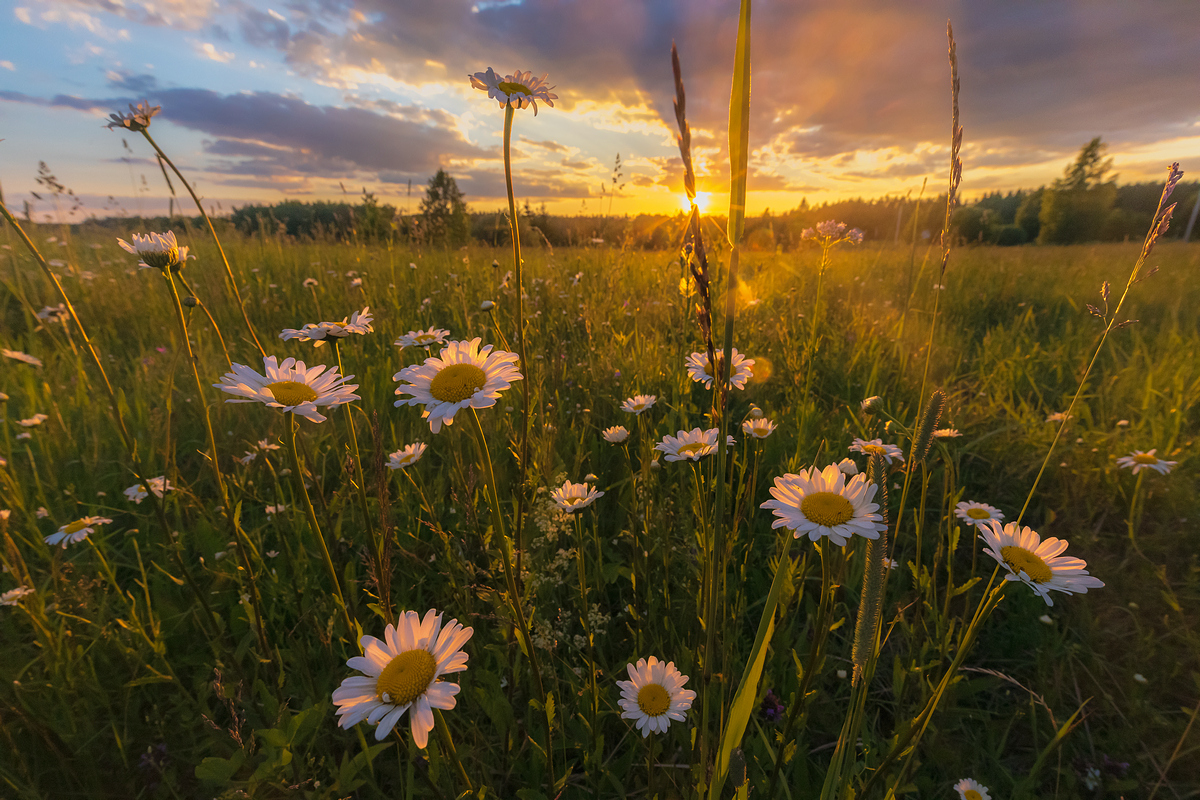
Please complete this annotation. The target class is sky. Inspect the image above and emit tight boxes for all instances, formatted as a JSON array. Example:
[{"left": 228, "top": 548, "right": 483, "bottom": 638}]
[{"left": 1, "top": 0, "right": 1199, "bottom": 221}]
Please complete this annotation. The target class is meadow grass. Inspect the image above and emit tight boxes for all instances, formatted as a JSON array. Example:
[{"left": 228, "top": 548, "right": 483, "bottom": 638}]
[{"left": 1, "top": 224, "right": 1198, "bottom": 798}]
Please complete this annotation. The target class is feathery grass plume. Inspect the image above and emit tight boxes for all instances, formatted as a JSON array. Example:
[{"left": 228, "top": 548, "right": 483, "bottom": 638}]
[
  {"left": 851, "top": 452, "right": 889, "bottom": 684},
  {"left": 911, "top": 388, "right": 947, "bottom": 464},
  {"left": 940, "top": 20, "right": 963, "bottom": 280}
]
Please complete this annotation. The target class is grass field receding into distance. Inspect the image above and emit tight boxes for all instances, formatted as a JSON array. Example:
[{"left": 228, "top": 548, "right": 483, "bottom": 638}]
[{"left": 1, "top": 225, "right": 1198, "bottom": 798}]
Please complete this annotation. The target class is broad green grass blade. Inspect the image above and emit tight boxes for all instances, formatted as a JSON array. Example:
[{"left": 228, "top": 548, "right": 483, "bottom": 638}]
[
  {"left": 709, "top": 532, "right": 792, "bottom": 800},
  {"left": 726, "top": 0, "right": 751, "bottom": 245}
]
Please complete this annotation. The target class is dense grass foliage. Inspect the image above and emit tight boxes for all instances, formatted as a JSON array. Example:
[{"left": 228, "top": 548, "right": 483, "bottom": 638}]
[{"left": 1, "top": 227, "right": 1197, "bottom": 799}]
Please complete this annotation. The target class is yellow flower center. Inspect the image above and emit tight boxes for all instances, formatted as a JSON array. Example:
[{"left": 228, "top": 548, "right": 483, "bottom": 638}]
[
  {"left": 965, "top": 791, "right": 983, "bottom": 800},
  {"left": 862, "top": 445, "right": 886, "bottom": 456},
  {"left": 800, "top": 492, "right": 855, "bottom": 527},
  {"left": 1000, "top": 545, "right": 1053, "bottom": 583},
  {"left": 376, "top": 648, "right": 437, "bottom": 706},
  {"left": 430, "top": 363, "right": 487, "bottom": 403},
  {"left": 414, "top": 334, "right": 435, "bottom": 344},
  {"left": 63, "top": 520, "right": 90, "bottom": 534},
  {"left": 498, "top": 80, "right": 532, "bottom": 96},
  {"left": 677, "top": 442, "right": 709, "bottom": 458},
  {"left": 637, "top": 683, "right": 671, "bottom": 717},
  {"left": 266, "top": 380, "right": 319, "bottom": 406},
  {"left": 1133, "top": 453, "right": 1158, "bottom": 464},
  {"left": 966, "top": 508, "right": 992, "bottom": 520}
]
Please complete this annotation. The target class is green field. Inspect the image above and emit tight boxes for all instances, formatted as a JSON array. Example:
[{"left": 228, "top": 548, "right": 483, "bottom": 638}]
[{"left": 1, "top": 225, "right": 1198, "bottom": 798}]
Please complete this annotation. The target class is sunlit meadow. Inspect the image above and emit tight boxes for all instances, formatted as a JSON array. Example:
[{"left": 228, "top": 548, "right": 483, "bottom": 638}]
[{"left": 2, "top": 12, "right": 1199, "bottom": 800}]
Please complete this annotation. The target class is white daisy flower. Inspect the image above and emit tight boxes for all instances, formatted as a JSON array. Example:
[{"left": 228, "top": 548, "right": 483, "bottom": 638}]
[
  {"left": 36, "top": 304, "right": 68, "bottom": 323},
  {"left": 256, "top": 439, "right": 280, "bottom": 452},
  {"left": 213, "top": 356, "right": 360, "bottom": 424},
  {"left": 265, "top": 505, "right": 286, "bottom": 515},
  {"left": 3, "top": 350, "right": 42, "bottom": 367},
  {"left": 933, "top": 428, "right": 962, "bottom": 439},
  {"left": 393, "top": 338, "right": 522, "bottom": 434},
  {"left": 16, "top": 433, "right": 31, "bottom": 441},
  {"left": 620, "top": 394, "right": 657, "bottom": 415},
  {"left": 954, "top": 501, "right": 1004, "bottom": 529},
  {"left": 742, "top": 418, "right": 777, "bottom": 439},
  {"left": 45, "top": 516, "right": 113, "bottom": 548},
  {"left": 760, "top": 464, "right": 886, "bottom": 547},
  {"left": 394, "top": 329, "right": 451, "bottom": 350},
  {"left": 105, "top": 101, "right": 160, "bottom": 132},
  {"left": 836, "top": 458, "right": 859, "bottom": 476},
  {"left": 35, "top": 507, "right": 49, "bottom": 519},
  {"left": 469, "top": 67, "right": 558, "bottom": 115},
  {"left": 333, "top": 609, "right": 473, "bottom": 747},
  {"left": 655, "top": 428, "right": 719, "bottom": 462},
  {"left": 1115, "top": 449, "right": 1177, "bottom": 475},
  {"left": 685, "top": 349, "right": 755, "bottom": 391},
  {"left": 849, "top": 438, "right": 905, "bottom": 465},
  {"left": 117, "top": 231, "right": 194, "bottom": 273},
  {"left": 1045, "top": 412, "right": 1071, "bottom": 424},
  {"left": 17, "top": 414, "right": 48, "bottom": 427},
  {"left": 280, "top": 307, "right": 374, "bottom": 347},
  {"left": 550, "top": 480, "right": 604, "bottom": 512},
  {"left": 616, "top": 656, "right": 696, "bottom": 737},
  {"left": 602, "top": 425, "right": 630, "bottom": 444},
  {"left": 954, "top": 778, "right": 992, "bottom": 800},
  {"left": 123, "top": 476, "right": 173, "bottom": 504},
  {"left": 238, "top": 452, "right": 258, "bottom": 465},
  {"left": 978, "top": 520, "right": 1104, "bottom": 606},
  {"left": 1, "top": 586, "right": 34, "bottom": 606},
  {"left": 387, "top": 443, "right": 428, "bottom": 470}
]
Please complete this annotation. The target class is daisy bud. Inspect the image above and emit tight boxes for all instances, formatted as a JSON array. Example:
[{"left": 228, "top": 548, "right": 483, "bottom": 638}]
[
  {"left": 481, "top": 300, "right": 495, "bottom": 311},
  {"left": 861, "top": 396, "right": 883, "bottom": 413},
  {"left": 183, "top": 296, "right": 199, "bottom": 308},
  {"left": 837, "top": 458, "right": 859, "bottom": 476}
]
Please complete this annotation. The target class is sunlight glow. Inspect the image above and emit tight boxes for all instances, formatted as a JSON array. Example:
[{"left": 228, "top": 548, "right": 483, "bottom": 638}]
[{"left": 681, "top": 191, "right": 712, "bottom": 213}]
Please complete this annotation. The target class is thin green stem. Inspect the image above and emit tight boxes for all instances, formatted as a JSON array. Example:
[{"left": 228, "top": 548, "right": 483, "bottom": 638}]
[
  {"left": 177, "top": 273, "right": 232, "bottom": 368},
  {"left": 333, "top": 342, "right": 377, "bottom": 545},
  {"left": 433, "top": 710, "right": 473, "bottom": 794}
]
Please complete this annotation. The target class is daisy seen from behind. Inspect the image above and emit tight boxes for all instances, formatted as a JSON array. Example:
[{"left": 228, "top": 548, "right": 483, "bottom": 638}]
[
  {"left": 45, "top": 516, "right": 113, "bottom": 548},
  {"left": 616, "top": 656, "right": 696, "bottom": 737},
  {"left": 954, "top": 778, "right": 991, "bottom": 800},
  {"left": 621, "top": 394, "right": 657, "bottom": 415},
  {"left": 954, "top": 501, "right": 1004, "bottom": 530},
  {"left": 742, "top": 417, "right": 777, "bottom": 439},
  {"left": 117, "top": 231, "right": 194, "bottom": 273},
  {"left": 655, "top": 428, "right": 719, "bottom": 462},
  {"left": 849, "top": 437, "right": 905, "bottom": 465},
  {"left": 395, "top": 329, "right": 451, "bottom": 350},
  {"left": 124, "top": 476, "right": 174, "bottom": 504},
  {"left": 1116, "top": 449, "right": 1177, "bottom": 475},
  {"left": 280, "top": 307, "right": 374, "bottom": 347},
  {"left": 387, "top": 443, "right": 428, "bottom": 471},
  {"left": 332, "top": 609, "right": 472, "bottom": 746},
  {"left": 469, "top": 68, "right": 558, "bottom": 115},
  {"left": 978, "top": 519, "right": 1104, "bottom": 606},
  {"left": 213, "top": 356, "right": 360, "bottom": 423},
  {"left": 602, "top": 425, "right": 629, "bottom": 444},
  {"left": 393, "top": 338, "right": 521, "bottom": 433},
  {"left": 761, "top": 464, "right": 886, "bottom": 547},
  {"left": 550, "top": 480, "right": 604, "bottom": 512},
  {"left": 685, "top": 348, "right": 755, "bottom": 391}
]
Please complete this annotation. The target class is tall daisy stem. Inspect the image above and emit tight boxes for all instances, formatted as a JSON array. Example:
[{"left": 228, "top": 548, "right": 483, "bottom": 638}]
[
  {"left": 139, "top": 130, "right": 267, "bottom": 358},
  {"left": 434, "top": 710, "right": 473, "bottom": 794},
  {"left": 465, "top": 409, "right": 553, "bottom": 784},
  {"left": 287, "top": 413, "right": 354, "bottom": 635},
  {"left": 502, "top": 105, "right": 532, "bottom": 580}
]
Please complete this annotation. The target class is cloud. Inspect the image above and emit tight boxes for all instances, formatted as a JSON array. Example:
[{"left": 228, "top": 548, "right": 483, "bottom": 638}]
[
  {"left": 0, "top": 61, "right": 14, "bottom": 71},
  {"left": 16, "top": 0, "right": 217, "bottom": 30},
  {"left": 105, "top": 70, "right": 158, "bottom": 93},
  {"left": 196, "top": 42, "right": 234, "bottom": 63}
]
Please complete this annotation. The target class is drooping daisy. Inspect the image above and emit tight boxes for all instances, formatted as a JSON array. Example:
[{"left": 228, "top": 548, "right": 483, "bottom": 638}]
[
  {"left": 2, "top": 350, "right": 42, "bottom": 367},
  {"left": 849, "top": 438, "right": 905, "bottom": 465},
  {"left": 106, "top": 101, "right": 160, "bottom": 132},
  {"left": 17, "top": 414, "right": 48, "bottom": 427},
  {"left": 123, "top": 476, "right": 173, "bottom": 504},
  {"left": 742, "top": 418, "right": 777, "bottom": 439},
  {"left": 1115, "top": 449, "right": 1178, "bottom": 476},
  {"left": 387, "top": 443, "right": 428, "bottom": 470},
  {"left": 469, "top": 68, "right": 558, "bottom": 115},
  {"left": 280, "top": 307, "right": 374, "bottom": 347},
  {"left": 760, "top": 464, "right": 886, "bottom": 547},
  {"left": 685, "top": 349, "right": 755, "bottom": 391},
  {"left": 117, "top": 231, "right": 194, "bottom": 273},
  {"left": 393, "top": 338, "right": 521, "bottom": 433},
  {"left": 394, "top": 329, "right": 451, "bottom": 350},
  {"left": 978, "top": 520, "right": 1104, "bottom": 606},
  {"left": 836, "top": 458, "right": 859, "bottom": 476},
  {"left": 550, "top": 480, "right": 605, "bottom": 512},
  {"left": 620, "top": 395, "right": 657, "bottom": 415},
  {"left": 616, "top": 656, "right": 696, "bottom": 737},
  {"left": 1, "top": 586, "right": 34, "bottom": 606},
  {"left": 603, "top": 425, "right": 630, "bottom": 444},
  {"left": 333, "top": 609, "right": 473, "bottom": 747},
  {"left": 45, "top": 516, "right": 113, "bottom": 548},
  {"left": 655, "top": 428, "right": 719, "bottom": 462},
  {"left": 213, "top": 356, "right": 360, "bottom": 424},
  {"left": 954, "top": 501, "right": 1004, "bottom": 530},
  {"left": 954, "top": 778, "right": 992, "bottom": 800}
]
